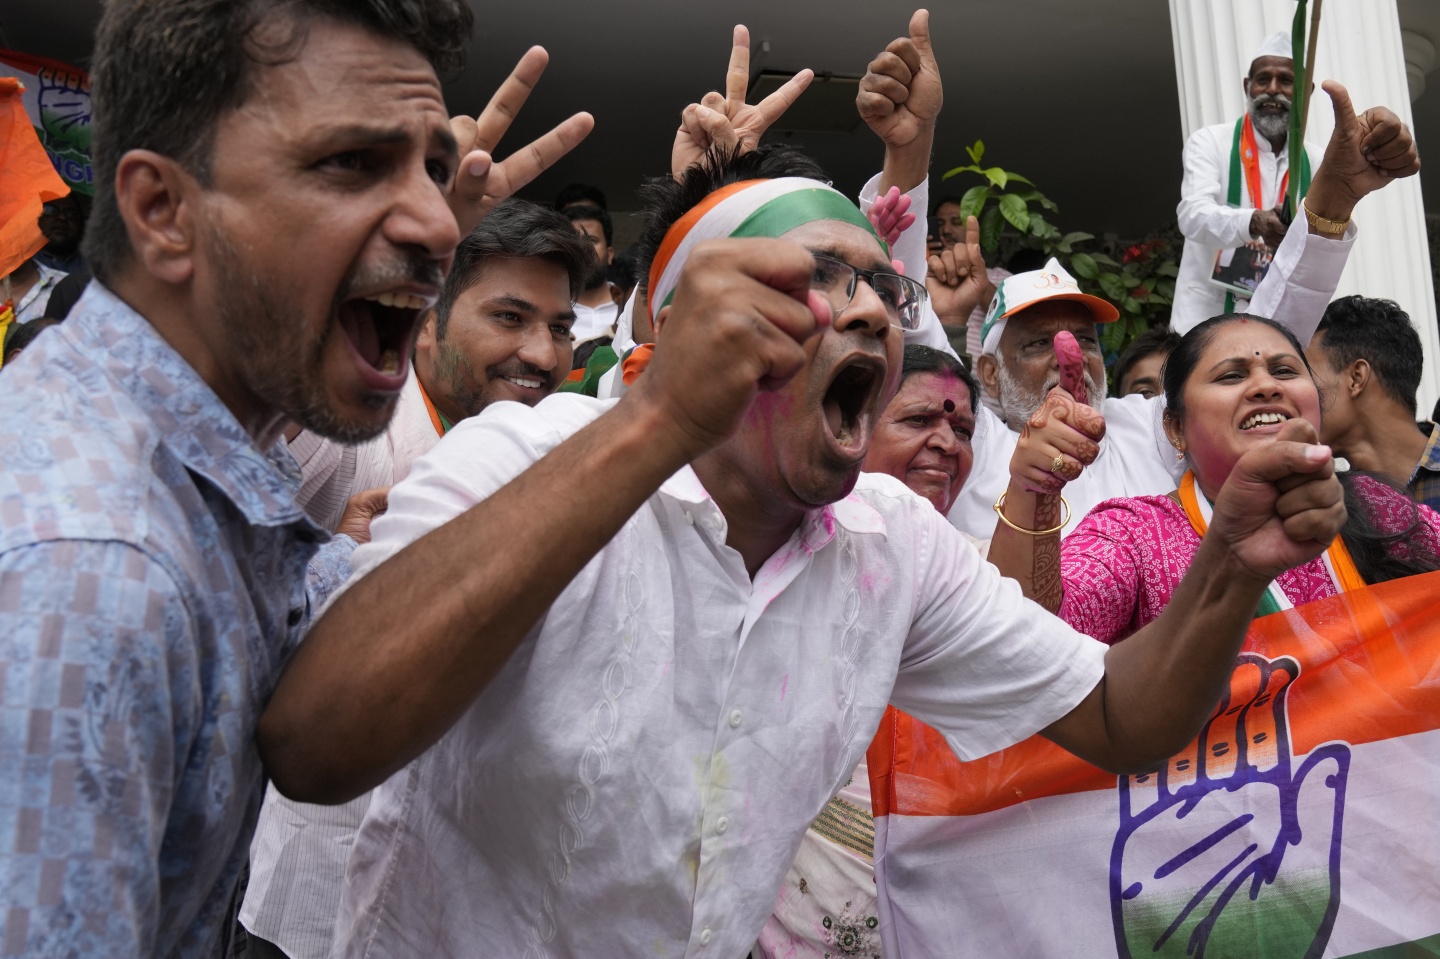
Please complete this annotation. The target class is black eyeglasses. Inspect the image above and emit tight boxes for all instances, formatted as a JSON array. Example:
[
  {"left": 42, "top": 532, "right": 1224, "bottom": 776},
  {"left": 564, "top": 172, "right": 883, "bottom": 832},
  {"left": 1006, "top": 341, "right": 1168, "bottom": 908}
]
[{"left": 809, "top": 253, "right": 927, "bottom": 331}]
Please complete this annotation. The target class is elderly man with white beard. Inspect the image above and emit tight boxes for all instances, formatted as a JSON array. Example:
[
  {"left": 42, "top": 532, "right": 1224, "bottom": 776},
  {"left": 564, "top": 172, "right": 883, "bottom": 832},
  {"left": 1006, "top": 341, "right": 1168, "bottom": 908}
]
[
  {"left": 1170, "top": 32, "right": 1323, "bottom": 331},
  {"left": 934, "top": 79, "right": 1419, "bottom": 539}
]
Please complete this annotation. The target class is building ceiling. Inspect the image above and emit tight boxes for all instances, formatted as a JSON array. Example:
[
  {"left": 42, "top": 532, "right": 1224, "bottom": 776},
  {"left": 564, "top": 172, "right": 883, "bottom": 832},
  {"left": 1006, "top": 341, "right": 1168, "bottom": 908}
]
[{"left": 3, "top": 0, "right": 1437, "bottom": 247}]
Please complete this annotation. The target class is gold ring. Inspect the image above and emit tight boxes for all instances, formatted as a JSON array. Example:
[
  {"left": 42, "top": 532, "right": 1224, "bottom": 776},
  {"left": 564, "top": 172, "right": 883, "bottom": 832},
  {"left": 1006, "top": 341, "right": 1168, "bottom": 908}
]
[{"left": 1050, "top": 455, "right": 1066, "bottom": 474}]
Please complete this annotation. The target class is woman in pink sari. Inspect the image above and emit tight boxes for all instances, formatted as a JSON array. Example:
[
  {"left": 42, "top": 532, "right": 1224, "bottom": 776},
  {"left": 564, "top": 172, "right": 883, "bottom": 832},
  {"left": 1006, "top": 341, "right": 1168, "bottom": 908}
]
[{"left": 997, "top": 313, "right": 1440, "bottom": 643}]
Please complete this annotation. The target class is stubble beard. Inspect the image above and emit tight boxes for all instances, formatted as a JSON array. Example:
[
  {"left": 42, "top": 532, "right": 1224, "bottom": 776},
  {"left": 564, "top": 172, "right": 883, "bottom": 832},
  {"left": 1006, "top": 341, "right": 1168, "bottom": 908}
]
[
  {"left": 206, "top": 224, "right": 386, "bottom": 445},
  {"left": 996, "top": 359, "right": 1109, "bottom": 432}
]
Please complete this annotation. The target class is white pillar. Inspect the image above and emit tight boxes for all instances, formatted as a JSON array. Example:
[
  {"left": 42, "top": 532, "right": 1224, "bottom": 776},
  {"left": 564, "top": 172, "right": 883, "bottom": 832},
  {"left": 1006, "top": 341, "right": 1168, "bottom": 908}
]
[{"left": 1169, "top": 0, "right": 1440, "bottom": 415}]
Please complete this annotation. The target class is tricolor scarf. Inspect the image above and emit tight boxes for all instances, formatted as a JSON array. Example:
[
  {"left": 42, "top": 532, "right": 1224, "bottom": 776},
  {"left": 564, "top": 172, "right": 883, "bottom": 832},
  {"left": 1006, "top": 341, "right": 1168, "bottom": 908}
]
[
  {"left": 646, "top": 177, "right": 884, "bottom": 326},
  {"left": 1179, "top": 469, "right": 1361, "bottom": 616},
  {"left": 417, "top": 378, "right": 452, "bottom": 436},
  {"left": 1224, "top": 114, "right": 1313, "bottom": 313}
]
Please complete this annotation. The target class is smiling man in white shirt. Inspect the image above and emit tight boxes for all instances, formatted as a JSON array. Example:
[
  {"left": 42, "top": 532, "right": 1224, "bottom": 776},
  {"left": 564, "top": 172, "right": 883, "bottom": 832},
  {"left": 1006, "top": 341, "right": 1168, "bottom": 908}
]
[
  {"left": 257, "top": 141, "right": 1350, "bottom": 959},
  {"left": 285, "top": 198, "right": 593, "bottom": 531}
]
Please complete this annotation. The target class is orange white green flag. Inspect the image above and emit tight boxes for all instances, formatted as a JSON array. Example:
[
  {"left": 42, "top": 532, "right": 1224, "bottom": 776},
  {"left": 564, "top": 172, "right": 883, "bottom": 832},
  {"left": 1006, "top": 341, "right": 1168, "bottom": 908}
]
[{"left": 868, "top": 571, "right": 1440, "bottom": 958}]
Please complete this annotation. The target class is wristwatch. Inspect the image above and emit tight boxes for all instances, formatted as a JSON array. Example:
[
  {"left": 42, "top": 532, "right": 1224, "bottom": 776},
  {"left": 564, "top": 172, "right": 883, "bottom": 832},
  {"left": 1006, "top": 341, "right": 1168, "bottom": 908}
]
[{"left": 1302, "top": 200, "right": 1350, "bottom": 237}]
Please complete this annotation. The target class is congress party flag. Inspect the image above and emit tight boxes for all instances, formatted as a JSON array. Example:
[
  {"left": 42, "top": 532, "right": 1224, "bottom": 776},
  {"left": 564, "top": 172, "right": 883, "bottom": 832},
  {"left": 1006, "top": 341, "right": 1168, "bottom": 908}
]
[
  {"left": 0, "top": 49, "right": 93, "bottom": 196},
  {"left": 868, "top": 571, "right": 1440, "bottom": 958}
]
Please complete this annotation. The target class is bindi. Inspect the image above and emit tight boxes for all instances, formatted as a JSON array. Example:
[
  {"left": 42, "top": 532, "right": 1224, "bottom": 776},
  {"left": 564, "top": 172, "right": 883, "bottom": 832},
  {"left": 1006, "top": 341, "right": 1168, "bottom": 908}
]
[{"left": 943, "top": 399, "right": 955, "bottom": 413}]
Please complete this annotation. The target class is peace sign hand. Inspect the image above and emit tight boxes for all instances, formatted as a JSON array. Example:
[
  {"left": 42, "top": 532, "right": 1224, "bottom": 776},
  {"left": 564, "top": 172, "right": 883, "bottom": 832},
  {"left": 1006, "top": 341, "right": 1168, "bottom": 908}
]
[
  {"left": 671, "top": 26, "right": 814, "bottom": 180},
  {"left": 449, "top": 46, "right": 595, "bottom": 236}
]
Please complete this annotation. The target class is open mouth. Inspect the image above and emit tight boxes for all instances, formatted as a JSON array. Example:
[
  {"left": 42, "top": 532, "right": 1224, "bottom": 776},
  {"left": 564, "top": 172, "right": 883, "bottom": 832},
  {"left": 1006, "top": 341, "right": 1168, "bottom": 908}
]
[
  {"left": 821, "top": 357, "right": 883, "bottom": 454},
  {"left": 1240, "top": 411, "right": 1290, "bottom": 430},
  {"left": 338, "top": 290, "right": 432, "bottom": 388}
]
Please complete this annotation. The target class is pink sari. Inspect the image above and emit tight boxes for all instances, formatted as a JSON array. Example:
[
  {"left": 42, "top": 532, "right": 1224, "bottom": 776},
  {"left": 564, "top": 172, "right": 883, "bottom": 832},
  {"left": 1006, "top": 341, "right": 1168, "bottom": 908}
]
[{"left": 1058, "top": 476, "right": 1440, "bottom": 644}]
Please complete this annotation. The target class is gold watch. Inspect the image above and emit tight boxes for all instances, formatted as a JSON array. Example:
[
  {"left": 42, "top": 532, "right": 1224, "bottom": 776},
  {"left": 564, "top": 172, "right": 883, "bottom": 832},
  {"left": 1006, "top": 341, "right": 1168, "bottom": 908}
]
[{"left": 1303, "top": 200, "right": 1350, "bottom": 237}]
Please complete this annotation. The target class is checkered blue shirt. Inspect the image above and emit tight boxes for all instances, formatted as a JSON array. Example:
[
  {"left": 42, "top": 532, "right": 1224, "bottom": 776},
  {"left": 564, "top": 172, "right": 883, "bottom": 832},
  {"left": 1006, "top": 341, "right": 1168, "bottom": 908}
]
[
  {"left": 0, "top": 284, "right": 354, "bottom": 958},
  {"left": 1410, "top": 421, "right": 1440, "bottom": 513}
]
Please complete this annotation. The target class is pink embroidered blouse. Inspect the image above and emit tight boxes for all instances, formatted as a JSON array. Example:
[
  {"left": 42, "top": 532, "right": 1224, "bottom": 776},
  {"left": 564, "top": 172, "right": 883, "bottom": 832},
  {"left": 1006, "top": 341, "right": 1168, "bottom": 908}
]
[{"left": 1058, "top": 479, "right": 1440, "bottom": 645}]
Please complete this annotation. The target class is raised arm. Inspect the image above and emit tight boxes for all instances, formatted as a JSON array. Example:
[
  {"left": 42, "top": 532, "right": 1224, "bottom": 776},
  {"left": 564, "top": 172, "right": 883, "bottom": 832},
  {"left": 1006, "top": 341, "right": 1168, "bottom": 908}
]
[
  {"left": 988, "top": 337, "right": 1104, "bottom": 611},
  {"left": 858, "top": 8, "right": 941, "bottom": 197},
  {"left": 1245, "top": 81, "right": 1420, "bottom": 342},
  {"left": 855, "top": 9, "right": 958, "bottom": 354},
  {"left": 1041, "top": 419, "right": 1344, "bottom": 773},
  {"left": 259, "top": 240, "right": 830, "bottom": 803}
]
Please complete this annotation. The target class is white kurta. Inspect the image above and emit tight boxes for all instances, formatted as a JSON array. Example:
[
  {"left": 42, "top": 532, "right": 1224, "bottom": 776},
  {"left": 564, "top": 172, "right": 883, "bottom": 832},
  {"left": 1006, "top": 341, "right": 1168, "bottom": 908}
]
[
  {"left": 946, "top": 219, "right": 1356, "bottom": 539},
  {"left": 240, "top": 370, "right": 441, "bottom": 958},
  {"left": 1173, "top": 118, "right": 1321, "bottom": 333},
  {"left": 330, "top": 394, "right": 1107, "bottom": 959}
]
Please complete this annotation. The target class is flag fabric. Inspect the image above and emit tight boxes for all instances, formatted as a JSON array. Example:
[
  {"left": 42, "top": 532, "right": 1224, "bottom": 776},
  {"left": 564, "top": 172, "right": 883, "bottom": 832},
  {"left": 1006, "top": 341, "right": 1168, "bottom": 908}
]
[
  {"left": 868, "top": 570, "right": 1440, "bottom": 958},
  {"left": 0, "top": 49, "right": 93, "bottom": 196},
  {"left": 1, "top": 75, "right": 70, "bottom": 280}
]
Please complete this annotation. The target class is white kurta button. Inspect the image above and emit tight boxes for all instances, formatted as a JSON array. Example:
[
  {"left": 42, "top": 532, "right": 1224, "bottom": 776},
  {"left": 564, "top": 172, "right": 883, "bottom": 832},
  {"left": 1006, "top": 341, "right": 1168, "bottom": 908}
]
[
  {"left": 728, "top": 710, "right": 742, "bottom": 728},
  {"left": 716, "top": 816, "right": 729, "bottom": 834},
  {"left": 684, "top": 511, "right": 694, "bottom": 525},
  {"left": 700, "top": 928, "right": 712, "bottom": 945}
]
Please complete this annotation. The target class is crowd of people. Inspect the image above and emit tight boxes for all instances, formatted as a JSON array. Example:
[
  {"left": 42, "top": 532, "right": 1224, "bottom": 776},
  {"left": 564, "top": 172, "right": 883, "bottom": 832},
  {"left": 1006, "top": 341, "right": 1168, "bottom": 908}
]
[{"left": 1, "top": 1, "right": 1437, "bottom": 957}]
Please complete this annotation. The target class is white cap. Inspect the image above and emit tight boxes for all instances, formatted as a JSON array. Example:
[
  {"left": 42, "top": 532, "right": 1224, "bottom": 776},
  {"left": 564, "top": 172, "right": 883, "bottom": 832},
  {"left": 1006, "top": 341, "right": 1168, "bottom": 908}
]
[
  {"left": 1251, "top": 31, "right": 1293, "bottom": 68},
  {"left": 979, "top": 257, "right": 1118, "bottom": 357}
]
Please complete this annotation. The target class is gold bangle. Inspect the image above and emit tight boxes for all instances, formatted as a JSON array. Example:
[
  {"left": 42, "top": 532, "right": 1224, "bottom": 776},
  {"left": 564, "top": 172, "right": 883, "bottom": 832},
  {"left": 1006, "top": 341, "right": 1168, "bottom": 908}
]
[
  {"left": 993, "top": 491, "right": 1071, "bottom": 536},
  {"left": 1302, "top": 200, "right": 1350, "bottom": 237}
]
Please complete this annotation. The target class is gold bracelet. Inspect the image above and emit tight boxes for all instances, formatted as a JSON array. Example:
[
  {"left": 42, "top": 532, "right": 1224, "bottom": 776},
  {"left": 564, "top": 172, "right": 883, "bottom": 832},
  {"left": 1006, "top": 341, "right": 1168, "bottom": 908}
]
[
  {"left": 1302, "top": 200, "right": 1350, "bottom": 237},
  {"left": 993, "top": 491, "right": 1070, "bottom": 536}
]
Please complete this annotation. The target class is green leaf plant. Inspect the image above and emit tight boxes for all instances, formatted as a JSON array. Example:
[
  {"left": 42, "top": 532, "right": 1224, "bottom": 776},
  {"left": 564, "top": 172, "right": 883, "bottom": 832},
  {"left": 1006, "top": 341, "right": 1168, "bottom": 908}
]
[{"left": 942, "top": 139, "right": 1182, "bottom": 366}]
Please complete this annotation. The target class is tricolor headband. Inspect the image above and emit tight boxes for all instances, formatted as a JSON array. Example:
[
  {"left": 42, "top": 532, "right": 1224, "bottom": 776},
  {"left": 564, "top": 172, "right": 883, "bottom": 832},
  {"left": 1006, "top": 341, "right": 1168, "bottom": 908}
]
[{"left": 647, "top": 177, "right": 884, "bottom": 324}]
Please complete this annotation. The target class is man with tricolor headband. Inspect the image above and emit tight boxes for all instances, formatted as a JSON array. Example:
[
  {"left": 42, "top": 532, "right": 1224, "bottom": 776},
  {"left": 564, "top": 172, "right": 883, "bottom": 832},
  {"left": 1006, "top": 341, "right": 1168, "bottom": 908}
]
[
  {"left": 254, "top": 138, "right": 1354, "bottom": 956},
  {"left": 943, "top": 79, "right": 1420, "bottom": 541},
  {"left": 1171, "top": 31, "right": 1322, "bottom": 330}
]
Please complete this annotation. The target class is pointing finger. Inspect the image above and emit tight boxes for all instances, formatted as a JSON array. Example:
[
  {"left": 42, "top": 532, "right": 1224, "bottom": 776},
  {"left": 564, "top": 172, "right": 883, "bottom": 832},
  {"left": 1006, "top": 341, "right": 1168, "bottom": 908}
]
[
  {"left": 488, "top": 111, "right": 594, "bottom": 204},
  {"left": 726, "top": 25, "right": 751, "bottom": 115},
  {"left": 753, "top": 68, "right": 814, "bottom": 129},
  {"left": 473, "top": 46, "right": 549, "bottom": 155}
]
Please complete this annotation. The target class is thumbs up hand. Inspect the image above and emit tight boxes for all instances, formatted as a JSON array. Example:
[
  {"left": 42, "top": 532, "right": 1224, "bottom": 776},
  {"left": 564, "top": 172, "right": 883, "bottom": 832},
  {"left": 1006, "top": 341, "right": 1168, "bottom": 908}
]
[
  {"left": 1303, "top": 80, "right": 1420, "bottom": 223},
  {"left": 856, "top": 9, "right": 943, "bottom": 151}
]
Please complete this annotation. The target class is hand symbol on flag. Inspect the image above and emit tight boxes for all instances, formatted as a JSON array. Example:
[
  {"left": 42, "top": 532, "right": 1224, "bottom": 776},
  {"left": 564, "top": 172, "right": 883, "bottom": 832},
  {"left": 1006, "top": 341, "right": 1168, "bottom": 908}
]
[{"left": 1110, "top": 654, "right": 1350, "bottom": 959}]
